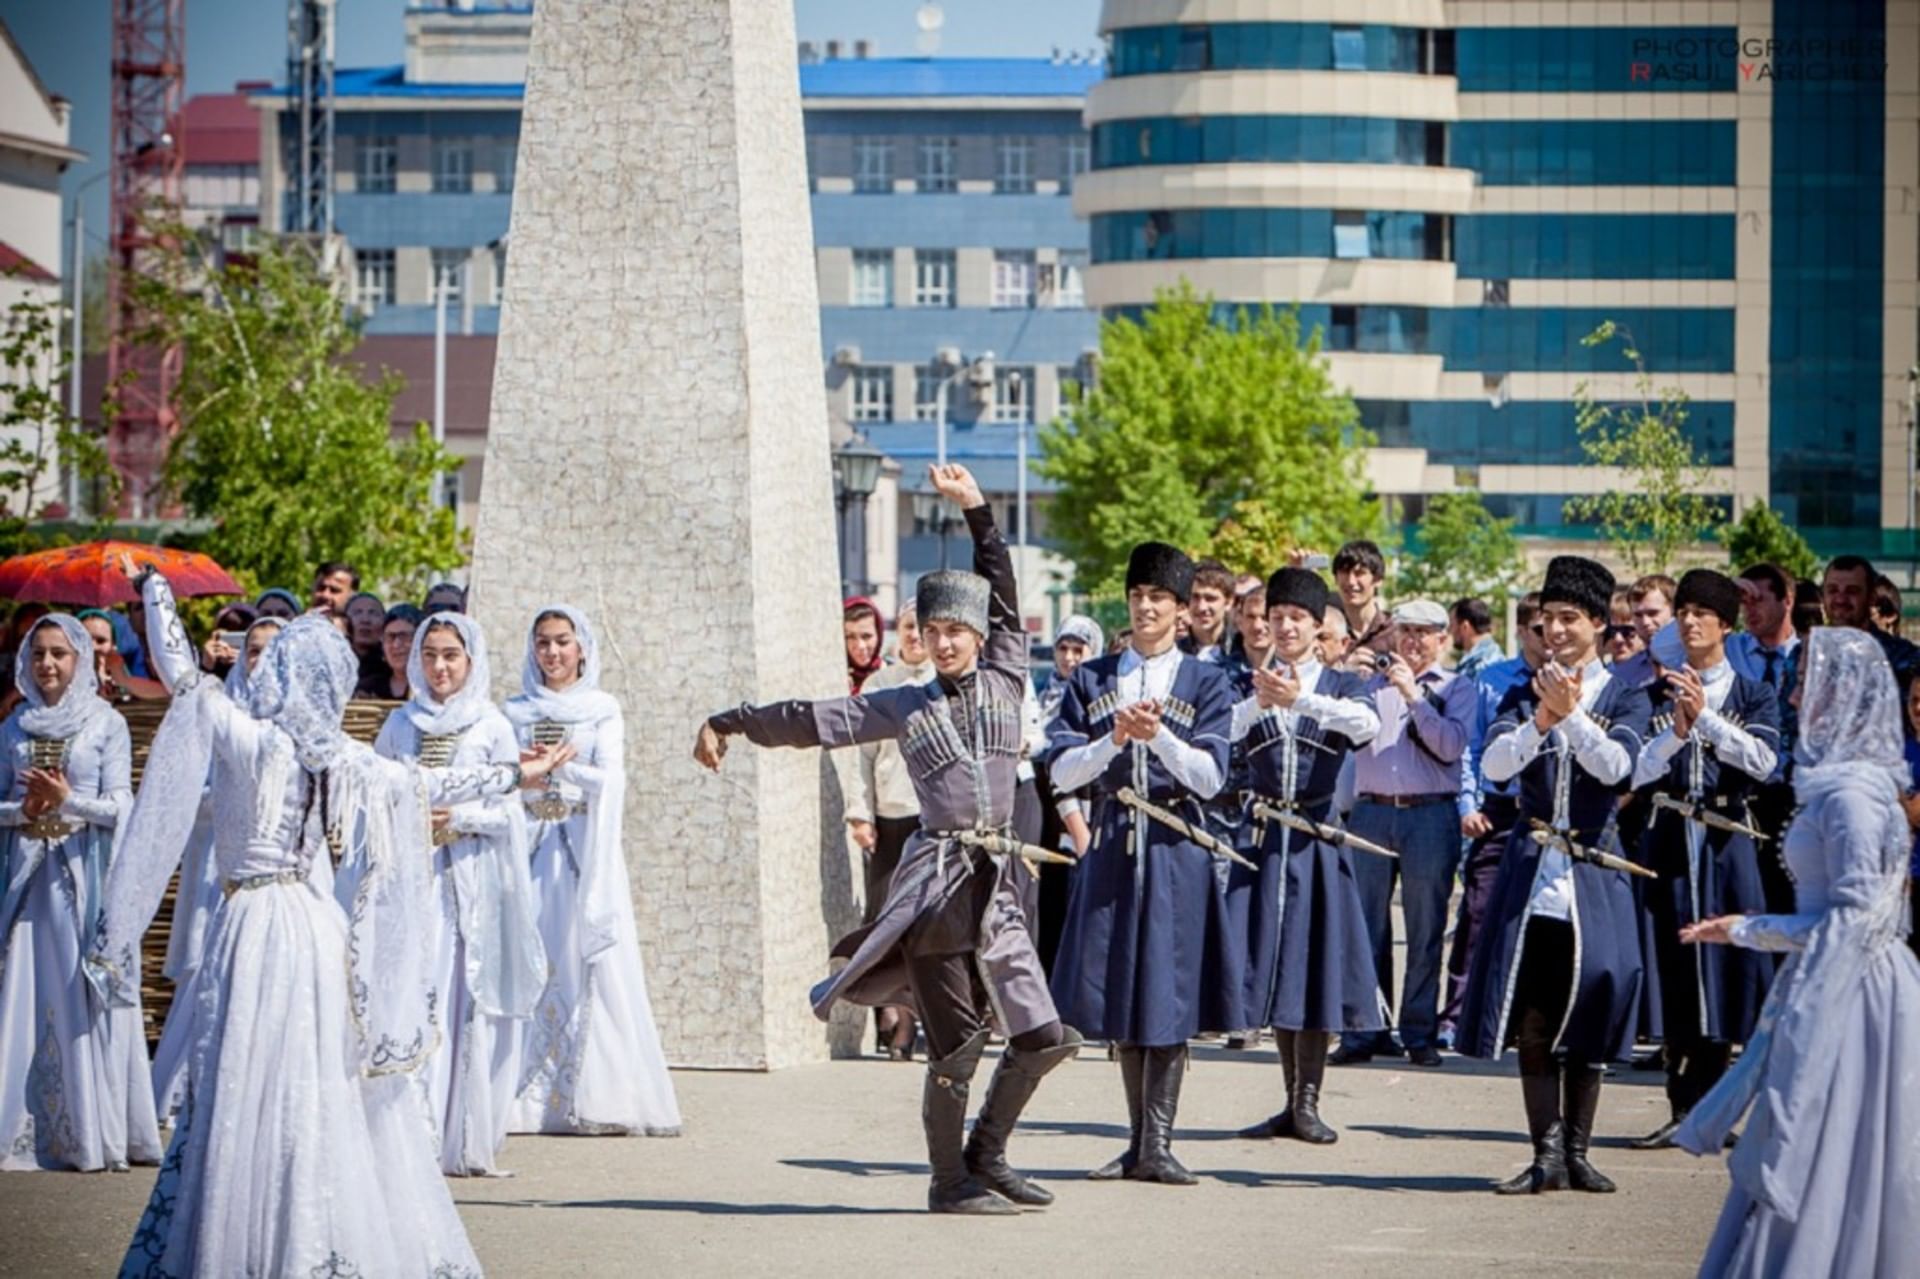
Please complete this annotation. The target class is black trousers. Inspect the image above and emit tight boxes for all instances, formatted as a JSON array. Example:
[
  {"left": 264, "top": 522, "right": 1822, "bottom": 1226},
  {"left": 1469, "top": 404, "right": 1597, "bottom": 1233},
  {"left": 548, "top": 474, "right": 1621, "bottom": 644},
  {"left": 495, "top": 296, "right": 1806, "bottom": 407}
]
[
  {"left": 864, "top": 815, "right": 920, "bottom": 927},
  {"left": 907, "top": 950, "right": 1064, "bottom": 1061},
  {"left": 1511, "top": 918, "right": 1579, "bottom": 1072},
  {"left": 1750, "top": 783, "right": 1800, "bottom": 917},
  {"left": 1031, "top": 761, "right": 1072, "bottom": 975}
]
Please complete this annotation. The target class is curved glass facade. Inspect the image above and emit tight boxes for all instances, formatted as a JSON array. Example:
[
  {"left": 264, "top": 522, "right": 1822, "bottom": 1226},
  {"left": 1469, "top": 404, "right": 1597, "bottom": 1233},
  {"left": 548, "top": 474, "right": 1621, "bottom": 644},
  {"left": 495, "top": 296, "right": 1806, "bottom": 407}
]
[
  {"left": 1451, "top": 121, "right": 1736, "bottom": 186},
  {"left": 1109, "top": 23, "right": 1427, "bottom": 77},
  {"left": 1092, "top": 116, "right": 1445, "bottom": 169},
  {"left": 1455, "top": 214, "right": 1735, "bottom": 280},
  {"left": 1091, "top": 209, "right": 1445, "bottom": 263}
]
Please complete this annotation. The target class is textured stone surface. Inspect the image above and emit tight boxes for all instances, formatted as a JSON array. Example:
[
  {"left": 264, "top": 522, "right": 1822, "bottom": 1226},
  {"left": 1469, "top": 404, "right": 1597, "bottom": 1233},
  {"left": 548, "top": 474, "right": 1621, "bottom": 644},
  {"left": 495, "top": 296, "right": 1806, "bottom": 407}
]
[{"left": 469, "top": 0, "right": 859, "bottom": 1069}]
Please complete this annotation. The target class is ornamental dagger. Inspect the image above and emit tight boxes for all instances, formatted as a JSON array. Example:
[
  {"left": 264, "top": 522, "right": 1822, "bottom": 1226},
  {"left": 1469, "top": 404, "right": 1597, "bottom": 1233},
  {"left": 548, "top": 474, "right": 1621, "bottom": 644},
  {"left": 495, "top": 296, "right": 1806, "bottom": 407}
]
[
  {"left": 1650, "top": 793, "right": 1769, "bottom": 842},
  {"left": 950, "top": 830, "right": 1077, "bottom": 868},
  {"left": 1116, "top": 787, "right": 1258, "bottom": 870},
  {"left": 1249, "top": 801, "right": 1399, "bottom": 860},
  {"left": 1527, "top": 819, "right": 1657, "bottom": 880}
]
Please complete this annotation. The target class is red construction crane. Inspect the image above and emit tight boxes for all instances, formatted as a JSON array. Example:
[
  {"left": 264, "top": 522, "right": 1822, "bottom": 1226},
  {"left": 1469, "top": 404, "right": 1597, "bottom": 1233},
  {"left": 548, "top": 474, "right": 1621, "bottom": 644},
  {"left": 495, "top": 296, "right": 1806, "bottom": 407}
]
[{"left": 107, "top": 0, "right": 184, "bottom": 518}]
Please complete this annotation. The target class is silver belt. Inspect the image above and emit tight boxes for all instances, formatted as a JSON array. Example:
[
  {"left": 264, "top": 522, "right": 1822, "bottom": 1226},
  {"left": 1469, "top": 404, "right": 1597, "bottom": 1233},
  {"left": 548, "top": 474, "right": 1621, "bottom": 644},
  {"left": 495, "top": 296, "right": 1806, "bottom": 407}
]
[
  {"left": 20, "top": 815, "right": 79, "bottom": 842},
  {"left": 223, "top": 869, "right": 303, "bottom": 899},
  {"left": 525, "top": 795, "right": 588, "bottom": 822}
]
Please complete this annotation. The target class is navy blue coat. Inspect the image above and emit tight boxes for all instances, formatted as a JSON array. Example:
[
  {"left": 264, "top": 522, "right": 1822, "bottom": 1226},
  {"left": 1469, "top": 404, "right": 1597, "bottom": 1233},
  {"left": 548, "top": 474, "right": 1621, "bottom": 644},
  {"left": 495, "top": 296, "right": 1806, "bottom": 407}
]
[
  {"left": 1636, "top": 671, "right": 1780, "bottom": 1045},
  {"left": 1048, "top": 652, "right": 1238, "bottom": 1045},
  {"left": 1459, "top": 671, "right": 1651, "bottom": 1065},
  {"left": 1229, "top": 667, "right": 1385, "bottom": 1033}
]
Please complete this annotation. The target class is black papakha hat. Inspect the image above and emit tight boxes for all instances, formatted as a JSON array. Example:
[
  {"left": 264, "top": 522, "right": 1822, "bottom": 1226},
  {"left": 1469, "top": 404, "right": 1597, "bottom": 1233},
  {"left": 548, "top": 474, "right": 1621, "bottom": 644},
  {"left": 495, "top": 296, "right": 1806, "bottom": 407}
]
[
  {"left": 1539, "top": 555, "right": 1615, "bottom": 622},
  {"left": 1265, "top": 567, "right": 1330, "bottom": 619},
  {"left": 915, "top": 570, "right": 991, "bottom": 636},
  {"left": 1673, "top": 568, "right": 1742, "bottom": 629},
  {"left": 1127, "top": 542, "right": 1196, "bottom": 603}
]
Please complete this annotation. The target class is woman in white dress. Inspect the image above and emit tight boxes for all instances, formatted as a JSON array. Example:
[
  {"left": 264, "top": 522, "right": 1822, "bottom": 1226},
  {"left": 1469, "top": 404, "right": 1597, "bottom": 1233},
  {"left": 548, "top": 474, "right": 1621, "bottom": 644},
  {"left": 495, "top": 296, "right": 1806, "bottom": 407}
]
[
  {"left": 86, "top": 563, "right": 571, "bottom": 1276},
  {"left": 506, "top": 605, "right": 680, "bottom": 1137},
  {"left": 151, "top": 615, "right": 295, "bottom": 1122},
  {"left": 0, "top": 613, "right": 159, "bottom": 1171},
  {"left": 1678, "top": 626, "right": 1920, "bottom": 1276},
  {"left": 375, "top": 612, "right": 545, "bottom": 1176}
]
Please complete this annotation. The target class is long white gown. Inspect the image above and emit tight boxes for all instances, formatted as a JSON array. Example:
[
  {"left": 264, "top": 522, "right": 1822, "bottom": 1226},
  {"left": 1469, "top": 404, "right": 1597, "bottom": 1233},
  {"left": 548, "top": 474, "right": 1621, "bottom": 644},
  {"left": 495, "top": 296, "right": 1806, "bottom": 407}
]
[
  {"left": 87, "top": 576, "right": 510, "bottom": 1276},
  {"left": 1679, "top": 627, "right": 1920, "bottom": 1277},
  {"left": 503, "top": 605, "right": 680, "bottom": 1137},
  {"left": 0, "top": 614, "right": 160, "bottom": 1172},
  {"left": 375, "top": 613, "right": 545, "bottom": 1176}
]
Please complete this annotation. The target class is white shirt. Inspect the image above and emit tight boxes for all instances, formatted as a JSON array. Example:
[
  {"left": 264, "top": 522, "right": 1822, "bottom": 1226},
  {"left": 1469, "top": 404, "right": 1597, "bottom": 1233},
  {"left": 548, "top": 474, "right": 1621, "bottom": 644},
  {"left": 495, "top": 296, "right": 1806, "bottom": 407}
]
[
  {"left": 1049, "top": 645, "right": 1224, "bottom": 798},
  {"left": 1229, "top": 655, "right": 1380, "bottom": 746},
  {"left": 1629, "top": 658, "right": 1778, "bottom": 791}
]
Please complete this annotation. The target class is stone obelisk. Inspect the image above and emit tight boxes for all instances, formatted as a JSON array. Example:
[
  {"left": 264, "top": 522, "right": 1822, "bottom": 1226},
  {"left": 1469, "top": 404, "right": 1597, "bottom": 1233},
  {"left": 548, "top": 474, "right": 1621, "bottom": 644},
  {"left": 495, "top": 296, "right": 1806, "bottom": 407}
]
[{"left": 469, "top": 0, "right": 857, "bottom": 1069}]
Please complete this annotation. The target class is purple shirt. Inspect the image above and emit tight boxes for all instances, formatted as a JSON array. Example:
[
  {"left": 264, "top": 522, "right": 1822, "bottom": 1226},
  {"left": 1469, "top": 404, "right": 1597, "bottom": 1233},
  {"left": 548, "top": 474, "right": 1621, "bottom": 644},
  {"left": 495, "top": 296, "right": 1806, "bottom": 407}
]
[{"left": 1352, "top": 666, "right": 1474, "bottom": 798}]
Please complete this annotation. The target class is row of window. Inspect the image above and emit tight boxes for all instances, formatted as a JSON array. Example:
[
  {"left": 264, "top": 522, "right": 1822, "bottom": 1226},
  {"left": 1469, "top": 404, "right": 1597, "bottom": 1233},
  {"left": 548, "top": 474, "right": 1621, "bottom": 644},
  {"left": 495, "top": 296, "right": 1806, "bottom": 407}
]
[
  {"left": 1109, "top": 22, "right": 1439, "bottom": 77},
  {"left": 1093, "top": 116, "right": 1446, "bottom": 170},
  {"left": 1103, "top": 302, "right": 1736, "bottom": 371},
  {"left": 1450, "top": 121, "right": 1736, "bottom": 186},
  {"left": 847, "top": 249, "right": 1087, "bottom": 309},
  {"left": 1104, "top": 22, "right": 1737, "bottom": 93},
  {"left": 842, "top": 136, "right": 1089, "bottom": 195},
  {"left": 848, "top": 363, "right": 1070, "bottom": 425},
  {"left": 352, "top": 135, "right": 515, "bottom": 195},
  {"left": 1357, "top": 398, "right": 1735, "bottom": 466},
  {"left": 350, "top": 244, "right": 506, "bottom": 312},
  {"left": 1091, "top": 209, "right": 1735, "bottom": 280}
]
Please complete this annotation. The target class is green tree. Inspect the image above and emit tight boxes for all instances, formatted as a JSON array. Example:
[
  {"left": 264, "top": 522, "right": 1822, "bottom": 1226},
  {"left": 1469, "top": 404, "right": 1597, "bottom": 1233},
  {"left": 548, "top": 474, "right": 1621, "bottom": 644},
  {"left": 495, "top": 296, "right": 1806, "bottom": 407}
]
[
  {"left": 1394, "top": 489, "right": 1527, "bottom": 613},
  {"left": 1038, "top": 283, "right": 1381, "bottom": 591},
  {"left": 127, "top": 230, "right": 464, "bottom": 597},
  {"left": 1564, "top": 321, "right": 1725, "bottom": 576},
  {"left": 1, "top": 276, "right": 116, "bottom": 556},
  {"left": 1719, "top": 499, "right": 1818, "bottom": 582}
]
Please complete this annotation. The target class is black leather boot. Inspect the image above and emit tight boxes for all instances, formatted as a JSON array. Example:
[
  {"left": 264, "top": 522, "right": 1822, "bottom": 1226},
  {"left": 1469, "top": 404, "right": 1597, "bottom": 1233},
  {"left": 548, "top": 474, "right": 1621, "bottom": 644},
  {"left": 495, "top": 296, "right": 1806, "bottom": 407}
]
[
  {"left": 1237, "top": 1029, "right": 1296, "bottom": 1138},
  {"left": 1088, "top": 1043, "right": 1145, "bottom": 1180},
  {"left": 1129, "top": 1046, "right": 1198, "bottom": 1185},
  {"left": 922, "top": 1031, "right": 1015, "bottom": 1215},
  {"left": 964, "top": 1028, "right": 1083, "bottom": 1208},
  {"left": 1290, "top": 1031, "right": 1338, "bottom": 1145},
  {"left": 1562, "top": 1065, "right": 1616, "bottom": 1193},
  {"left": 1494, "top": 1065, "right": 1570, "bottom": 1195}
]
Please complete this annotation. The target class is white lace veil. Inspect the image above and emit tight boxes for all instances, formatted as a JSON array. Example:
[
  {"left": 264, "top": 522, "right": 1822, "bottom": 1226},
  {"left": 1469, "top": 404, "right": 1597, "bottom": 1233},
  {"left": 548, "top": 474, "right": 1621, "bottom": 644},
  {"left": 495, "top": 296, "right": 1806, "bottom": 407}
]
[
  {"left": 222, "top": 616, "right": 286, "bottom": 702},
  {"left": 401, "top": 612, "right": 495, "bottom": 736},
  {"left": 13, "top": 614, "right": 112, "bottom": 739},
  {"left": 250, "top": 616, "right": 359, "bottom": 771},
  {"left": 1794, "top": 626, "right": 1907, "bottom": 796}
]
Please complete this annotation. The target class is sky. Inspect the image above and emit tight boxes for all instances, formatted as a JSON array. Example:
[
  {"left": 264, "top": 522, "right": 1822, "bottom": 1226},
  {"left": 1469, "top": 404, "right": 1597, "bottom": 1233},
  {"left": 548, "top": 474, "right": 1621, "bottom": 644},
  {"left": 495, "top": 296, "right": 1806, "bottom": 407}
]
[{"left": 2, "top": 0, "right": 1105, "bottom": 270}]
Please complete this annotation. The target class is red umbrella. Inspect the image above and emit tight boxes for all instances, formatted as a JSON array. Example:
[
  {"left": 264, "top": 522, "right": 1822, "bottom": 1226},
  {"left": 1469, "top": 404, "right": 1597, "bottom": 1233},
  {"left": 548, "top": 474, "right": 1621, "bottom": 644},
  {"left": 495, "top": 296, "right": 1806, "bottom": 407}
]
[{"left": 0, "top": 541, "right": 245, "bottom": 607}]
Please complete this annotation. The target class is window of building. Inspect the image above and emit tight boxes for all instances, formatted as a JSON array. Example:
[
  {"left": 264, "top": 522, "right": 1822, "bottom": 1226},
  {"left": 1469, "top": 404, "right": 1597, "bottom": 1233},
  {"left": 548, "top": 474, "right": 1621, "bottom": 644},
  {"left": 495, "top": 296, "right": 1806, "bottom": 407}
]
[
  {"left": 914, "top": 365, "right": 944, "bottom": 420},
  {"left": 1329, "top": 305, "right": 1357, "bottom": 350},
  {"left": 1332, "top": 25, "right": 1368, "bottom": 71},
  {"left": 1175, "top": 27, "right": 1210, "bottom": 72},
  {"left": 851, "top": 249, "right": 893, "bottom": 307},
  {"left": 431, "top": 248, "right": 467, "bottom": 306},
  {"left": 495, "top": 141, "right": 517, "bottom": 193},
  {"left": 992, "top": 250, "right": 1036, "bottom": 308},
  {"left": 494, "top": 243, "right": 508, "bottom": 303},
  {"left": 917, "top": 137, "right": 957, "bottom": 193},
  {"left": 853, "top": 138, "right": 893, "bottom": 193},
  {"left": 991, "top": 366, "right": 1034, "bottom": 423},
  {"left": 851, "top": 366, "right": 894, "bottom": 422},
  {"left": 353, "top": 249, "right": 394, "bottom": 311},
  {"left": 1042, "top": 252, "right": 1088, "bottom": 308},
  {"left": 432, "top": 137, "right": 472, "bottom": 194},
  {"left": 995, "top": 138, "right": 1035, "bottom": 194},
  {"left": 913, "top": 250, "right": 955, "bottom": 307},
  {"left": 1063, "top": 135, "right": 1090, "bottom": 194},
  {"left": 1332, "top": 210, "right": 1369, "bottom": 259},
  {"left": 356, "top": 136, "right": 397, "bottom": 194}
]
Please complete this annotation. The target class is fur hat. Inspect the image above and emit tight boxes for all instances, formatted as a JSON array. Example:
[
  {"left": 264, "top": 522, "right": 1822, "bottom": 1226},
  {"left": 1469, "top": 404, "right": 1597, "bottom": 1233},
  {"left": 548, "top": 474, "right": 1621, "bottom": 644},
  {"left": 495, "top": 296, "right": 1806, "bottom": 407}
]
[
  {"left": 1540, "top": 555, "right": 1616, "bottom": 622},
  {"left": 1673, "top": 568, "right": 1742, "bottom": 629},
  {"left": 915, "top": 570, "right": 991, "bottom": 637},
  {"left": 1127, "top": 542, "right": 1196, "bottom": 603},
  {"left": 1265, "top": 567, "right": 1330, "bottom": 620}
]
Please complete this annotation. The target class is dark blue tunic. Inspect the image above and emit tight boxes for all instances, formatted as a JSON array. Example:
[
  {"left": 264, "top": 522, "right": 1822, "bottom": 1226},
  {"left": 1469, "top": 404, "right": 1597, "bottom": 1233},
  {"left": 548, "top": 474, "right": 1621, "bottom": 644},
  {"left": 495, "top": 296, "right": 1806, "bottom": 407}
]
[
  {"left": 1048, "top": 652, "right": 1237, "bottom": 1045},
  {"left": 1229, "top": 667, "right": 1385, "bottom": 1033},
  {"left": 1459, "top": 673, "right": 1650, "bottom": 1065},
  {"left": 1636, "top": 671, "right": 1779, "bottom": 1045}
]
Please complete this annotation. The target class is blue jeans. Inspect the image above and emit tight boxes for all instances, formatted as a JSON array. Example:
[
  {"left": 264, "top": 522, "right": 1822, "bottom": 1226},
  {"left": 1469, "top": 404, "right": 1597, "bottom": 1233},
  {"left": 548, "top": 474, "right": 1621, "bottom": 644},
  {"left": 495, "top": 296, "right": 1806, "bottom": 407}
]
[{"left": 1341, "top": 797, "right": 1464, "bottom": 1053}]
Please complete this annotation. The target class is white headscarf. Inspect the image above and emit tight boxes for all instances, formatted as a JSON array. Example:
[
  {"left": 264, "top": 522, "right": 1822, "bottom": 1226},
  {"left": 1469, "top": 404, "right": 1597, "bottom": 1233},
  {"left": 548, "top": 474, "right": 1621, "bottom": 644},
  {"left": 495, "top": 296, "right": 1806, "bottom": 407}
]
[
  {"left": 1794, "top": 626, "right": 1907, "bottom": 800},
  {"left": 1055, "top": 614, "right": 1105, "bottom": 656},
  {"left": 222, "top": 617, "right": 287, "bottom": 703},
  {"left": 401, "top": 612, "right": 496, "bottom": 736},
  {"left": 13, "top": 614, "right": 112, "bottom": 739},
  {"left": 503, "top": 604, "right": 621, "bottom": 728},
  {"left": 248, "top": 615, "right": 360, "bottom": 772}
]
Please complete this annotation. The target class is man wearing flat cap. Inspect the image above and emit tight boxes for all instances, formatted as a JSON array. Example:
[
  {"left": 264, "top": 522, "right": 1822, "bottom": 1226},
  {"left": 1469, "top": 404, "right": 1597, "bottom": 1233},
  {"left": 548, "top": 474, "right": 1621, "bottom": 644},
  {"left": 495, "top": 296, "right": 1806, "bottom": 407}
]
[
  {"left": 1048, "top": 539, "right": 1238, "bottom": 1186},
  {"left": 1334, "top": 597, "right": 1477, "bottom": 1069},
  {"left": 695, "top": 464, "right": 1077, "bottom": 1217},
  {"left": 1627, "top": 568, "right": 1780, "bottom": 1150},
  {"left": 1460, "top": 555, "right": 1651, "bottom": 1197}
]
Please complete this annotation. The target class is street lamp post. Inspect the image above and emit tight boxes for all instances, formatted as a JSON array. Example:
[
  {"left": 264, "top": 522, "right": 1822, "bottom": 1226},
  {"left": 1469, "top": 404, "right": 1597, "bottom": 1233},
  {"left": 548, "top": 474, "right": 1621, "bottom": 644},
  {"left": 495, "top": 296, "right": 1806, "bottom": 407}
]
[{"left": 833, "top": 433, "right": 884, "bottom": 597}]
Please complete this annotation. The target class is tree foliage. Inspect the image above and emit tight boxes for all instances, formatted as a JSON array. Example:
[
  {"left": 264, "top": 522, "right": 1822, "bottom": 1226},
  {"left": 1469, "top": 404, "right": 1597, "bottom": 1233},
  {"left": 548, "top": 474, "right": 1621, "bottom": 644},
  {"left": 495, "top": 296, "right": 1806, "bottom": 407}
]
[
  {"left": 1038, "top": 284, "right": 1381, "bottom": 591},
  {"left": 128, "top": 229, "right": 465, "bottom": 597},
  {"left": 0, "top": 277, "right": 116, "bottom": 557},
  {"left": 1394, "top": 489, "right": 1527, "bottom": 612},
  {"left": 1720, "top": 499, "right": 1818, "bottom": 582},
  {"left": 1564, "top": 322, "right": 1724, "bottom": 576}
]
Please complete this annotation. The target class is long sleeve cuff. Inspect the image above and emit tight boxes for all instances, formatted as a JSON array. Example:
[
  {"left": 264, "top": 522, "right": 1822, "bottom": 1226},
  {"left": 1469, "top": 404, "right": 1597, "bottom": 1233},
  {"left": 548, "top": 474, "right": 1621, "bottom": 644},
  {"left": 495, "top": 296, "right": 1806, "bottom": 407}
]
[
  {"left": 1146, "top": 725, "right": 1224, "bottom": 798},
  {"left": 1049, "top": 734, "right": 1122, "bottom": 793},
  {"left": 1296, "top": 692, "right": 1380, "bottom": 744},
  {"left": 1631, "top": 727, "right": 1685, "bottom": 788},
  {"left": 1694, "top": 708, "right": 1779, "bottom": 782},
  {"left": 0, "top": 801, "right": 23, "bottom": 827},
  {"left": 1730, "top": 912, "right": 1815, "bottom": 952},
  {"left": 61, "top": 793, "right": 124, "bottom": 827},
  {"left": 708, "top": 700, "right": 824, "bottom": 749},
  {"left": 1483, "top": 719, "right": 1544, "bottom": 784}
]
